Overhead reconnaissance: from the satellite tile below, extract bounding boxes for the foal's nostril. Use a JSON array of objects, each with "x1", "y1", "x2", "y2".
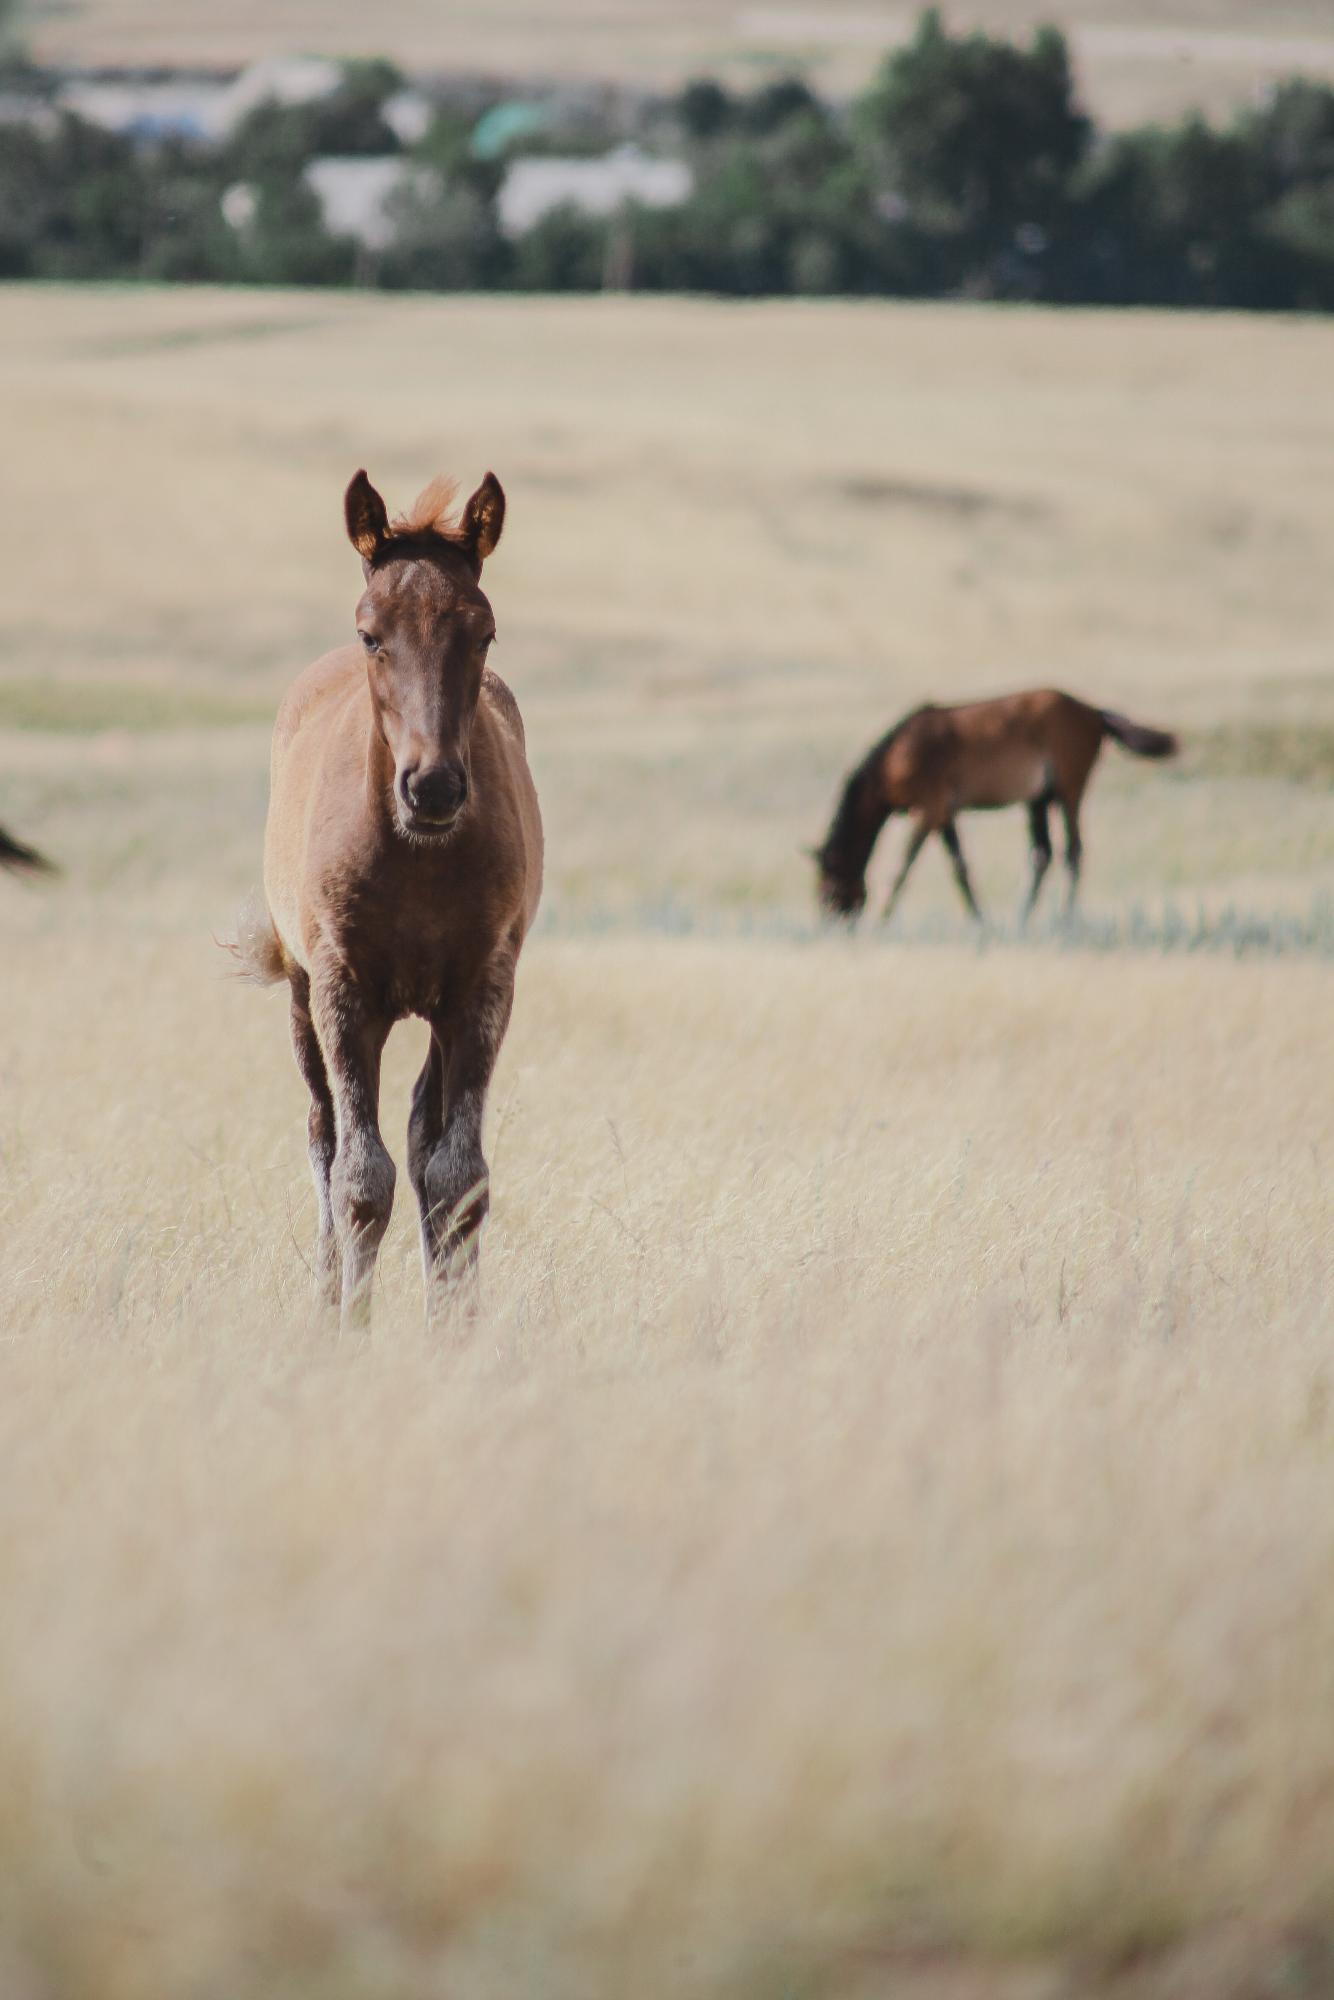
[{"x1": 403, "y1": 762, "x2": 467, "y2": 824}]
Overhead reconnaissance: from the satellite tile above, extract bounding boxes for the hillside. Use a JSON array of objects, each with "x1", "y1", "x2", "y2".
[{"x1": 26, "y1": 0, "x2": 1334, "y2": 125}]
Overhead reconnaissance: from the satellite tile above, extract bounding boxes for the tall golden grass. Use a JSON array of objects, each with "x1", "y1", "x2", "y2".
[{"x1": 1, "y1": 288, "x2": 1332, "y2": 1994}]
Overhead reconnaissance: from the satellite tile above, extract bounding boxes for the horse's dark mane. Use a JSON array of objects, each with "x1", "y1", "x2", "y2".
[{"x1": 820, "y1": 707, "x2": 925, "y2": 877}]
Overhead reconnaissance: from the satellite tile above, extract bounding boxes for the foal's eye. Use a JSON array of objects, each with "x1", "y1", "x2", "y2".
[{"x1": 358, "y1": 630, "x2": 380, "y2": 653}]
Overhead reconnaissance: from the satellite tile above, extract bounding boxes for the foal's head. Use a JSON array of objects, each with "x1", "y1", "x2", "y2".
[{"x1": 344, "y1": 469, "x2": 506, "y2": 841}]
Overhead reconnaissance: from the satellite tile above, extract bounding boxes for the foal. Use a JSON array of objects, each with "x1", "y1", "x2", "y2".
[
  {"x1": 813, "y1": 689, "x2": 1176, "y2": 923},
  {"x1": 239, "y1": 469, "x2": 543, "y2": 1327}
]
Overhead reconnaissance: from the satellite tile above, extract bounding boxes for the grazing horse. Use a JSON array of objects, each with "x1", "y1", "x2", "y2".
[
  {"x1": 237, "y1": 469, "x2": 543, "y2": 1327},
  {"x1": 0, "y1": 823, "x2": 54, "y2": 875},
  {"x1": 812, "y1": 689, "x2": 1176, "y2": 923}
]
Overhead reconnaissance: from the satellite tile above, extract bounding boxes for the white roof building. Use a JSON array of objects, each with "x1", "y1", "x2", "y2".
[
  {"x1": 497, "y1": 144, "x2": 693, "y2": 239},
  {"x1": 303, "y1": 157, "x2": 439, "y2": 251},
  {"x1": 56, "y1": 55, "x2": 345, "y2": 143}
]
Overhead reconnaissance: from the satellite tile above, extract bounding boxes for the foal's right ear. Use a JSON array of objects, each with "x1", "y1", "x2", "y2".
[
  {"x1": 345, "y1": 470, "x2": 390, "y2": 566},
  {"x1": 459, "y1": 471, "x2": 506, "y2": 569}
]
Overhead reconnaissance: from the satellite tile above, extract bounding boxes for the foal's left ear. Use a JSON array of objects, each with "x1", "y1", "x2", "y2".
[
  {"x1": 459, "y1": 472, "x2": 506, "y2": 569},
  {"x1": 345, "y1": 470, "x2": 390, "y2": 566}
]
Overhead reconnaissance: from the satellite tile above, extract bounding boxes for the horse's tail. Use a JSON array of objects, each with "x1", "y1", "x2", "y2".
[
  {"x1": 222, "y1": 890, "x2": 288, "y2": 986},
  {"x1": 1099, "y1": 710, "x2": 1178, "y2": 760},
  {"x1": 0, "y1": 822, "x2": 56, "y2": 876}
]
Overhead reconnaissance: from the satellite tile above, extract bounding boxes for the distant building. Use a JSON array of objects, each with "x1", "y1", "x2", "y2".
[
  {"x1": 497, "y1": 144, "x2": 692, "y2": 238},
  {"x1": 54, "y1": 54, "x2": 345, "y2": 143},
  {"x1": 303, "y1": 157, "x2": 439, "y2": 251},
  {"x1": 470, "y1": 100, "x2": 556, "y2": 161},
  {"x1": 382, "y1": 89, "x2": 433, "y2": 147}
]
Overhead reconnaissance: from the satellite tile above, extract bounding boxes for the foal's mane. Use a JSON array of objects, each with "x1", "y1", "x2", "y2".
[{"x1": 388, "y1": 477, "x2": 466, "y2": 549}]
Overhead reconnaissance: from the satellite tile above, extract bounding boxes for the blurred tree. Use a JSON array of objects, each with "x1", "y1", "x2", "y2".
[
  {"x1": 743, "y1": 77, "x2": 823, "y2": 137},
  {"x1": 856, "y1": 8, "x2": 1090, "y2": 293},
  {"x1": 677, "y1": 79, "x2": 735, "y2": 143},
  {"x1": 1242, "y1": 78, "x2": 1334, "y2": 199},
  {"x1": 233, "y1": 176, "x2": 357, "y2": 286},
  {"x1": 221, "y1": 59, "x2": 405, "y2": 184},
  {"x1": 137, "y1": 144, "x2": 244, "y2": 281},
  {"x1": 0, "y1": 116, "x2": 148, "y2": 276},
  {"x1": 378, "y1": 176, "x2": 510, "y2": 290},
  {"x1": 628, "y1": 110, "x2": 922, "y2": 298},
  {"x1": 508, "y1": 203, "x2": 608, "y2": 290},
  {"x1": 3, "y1": 15, "x2": 1334, "y2": 312},
  {"x1": 1067, "y1": 117, "x2": 1281, "y2": 306}
]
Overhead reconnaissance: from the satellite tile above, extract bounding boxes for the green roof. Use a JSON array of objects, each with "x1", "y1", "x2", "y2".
[{"x1": 470, "y1": 101, "x2": 554, "y2": 160}]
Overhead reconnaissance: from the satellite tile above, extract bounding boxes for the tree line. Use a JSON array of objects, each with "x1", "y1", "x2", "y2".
[{"x1": 4, "y1": 11, "x2": 1334, "y2": 309}]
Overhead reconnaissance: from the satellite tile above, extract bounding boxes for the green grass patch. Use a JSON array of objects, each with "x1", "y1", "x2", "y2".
[
  {"x1": 1191, "y1": 720, "x2": 1334, "y2": 787},
  {"x1": 0, "y1": 677, "x2": 272, "y2": 734}
]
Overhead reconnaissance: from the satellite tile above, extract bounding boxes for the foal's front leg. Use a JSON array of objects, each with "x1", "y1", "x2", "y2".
[
  {"x1": 289, "y1": 970, "x2": 339, "y2": 1312},
  {"x1": 407, "y1": 1033, "x2": 445, "y2": 1283},
  {"x1": 310, "y1": 969, "x2": 394, "y2": 1330},
  {"x1": 415, "y1": 951, "x2": 516, "y2": 1317}
]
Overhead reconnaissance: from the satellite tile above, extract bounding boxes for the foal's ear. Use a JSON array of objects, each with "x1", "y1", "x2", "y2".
[
  {"x1": 345, "y1": 470, "x2": 390, "y2": 565},
  {"x1": 459, "y1": 471, "x2": 506, "y2": 569}
]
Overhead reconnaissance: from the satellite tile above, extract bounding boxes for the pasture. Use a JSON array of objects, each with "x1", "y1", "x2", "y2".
[
  {"x1": 28, "y1": 0, "x2": 1334, "y2": 125},
  {"x1": 1, "y1": 285, "x2": 1332, "y2": 1997}
]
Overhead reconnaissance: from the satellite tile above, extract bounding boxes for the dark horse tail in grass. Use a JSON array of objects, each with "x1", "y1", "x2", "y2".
[
  {"x1": 0, "y1": 822, "x2": 55, "y2": 876},
  {"x1": 811, "y1": 688, "x2": 1178, "y2": 924}
]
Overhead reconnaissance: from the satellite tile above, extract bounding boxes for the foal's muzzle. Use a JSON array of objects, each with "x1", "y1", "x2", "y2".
[{"x1": 398, "y1": 760, "x2": 469, "y2": 832}]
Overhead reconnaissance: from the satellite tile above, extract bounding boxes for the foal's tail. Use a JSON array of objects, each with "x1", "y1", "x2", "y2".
[
  {"x1": 1099, "y1": 710, "x2": 1178, "y2": 760},
  {"x1": 0, "y1": 822, "x2": 56, "y2": 876},
  {"x1": 222, "y1": 889, "x2": 288, "y2": 986}
]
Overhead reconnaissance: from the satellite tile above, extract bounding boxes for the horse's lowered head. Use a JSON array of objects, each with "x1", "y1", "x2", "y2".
[
  {"x1": 811, "y1": 840, "x2": 869, "y2": 920},
  {"x1": 809, "y1": 754, "x2": 889, "y2": 921},
  {"x1": 345, "y1": 468, "x2": 506, "y2": 841}
]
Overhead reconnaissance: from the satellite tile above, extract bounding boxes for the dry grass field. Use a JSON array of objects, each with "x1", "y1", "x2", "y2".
[
  {"x1": 1, "y1": 285, "x2": 1333, "y2": 1997},
  {"x1": 28, "y1": 0, "x2": 1334, "y2": 124}
]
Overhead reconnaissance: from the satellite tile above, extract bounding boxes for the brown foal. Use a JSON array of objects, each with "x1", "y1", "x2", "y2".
[
  {"x1": 238, "y1": 469, "x2": 543, "y2": 1327},
  {"x1": 813, "y1": 689, "x2": 1177, "y2": 923}
]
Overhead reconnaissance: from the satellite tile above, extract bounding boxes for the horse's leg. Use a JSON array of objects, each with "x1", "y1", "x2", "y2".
[
  {"x1": 420, "y1": 949, "x2": 517, "y2": 1318},
  {"x1": 1059, "y1": 797, "x2": 1084, "y2": 915},
  {"x1": 1022, "y1": 798, "x2": 1053, "y2": 926},
  {"x1": 407, "y1": 1031, "x2": 446, "y2": 1287},
  {"x1": 881, "y1": 819, "x2": 930, "y2": 922},
  {"x1": 310, "y1": 969, "x2": 394, "y2": 1331},
  {"x1": 289, "y1": 970, "x2": 339, "y2": 1312},
  {"x1": 940, "y1": 819, "x2": 983, "y2": 923}
]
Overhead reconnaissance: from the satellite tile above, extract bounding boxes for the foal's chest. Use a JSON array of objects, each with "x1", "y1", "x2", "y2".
[{"x1": 355, "y1": 897, "x2": 498, "y2": 1023}]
